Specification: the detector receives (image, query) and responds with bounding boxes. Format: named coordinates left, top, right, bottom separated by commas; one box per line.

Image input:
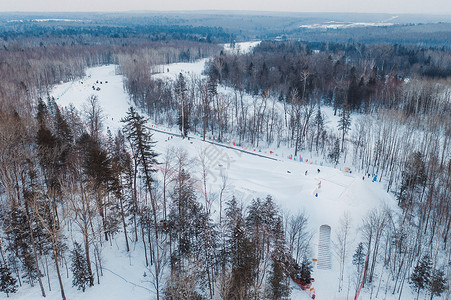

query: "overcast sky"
left=2, top=0, right=451, bottom=15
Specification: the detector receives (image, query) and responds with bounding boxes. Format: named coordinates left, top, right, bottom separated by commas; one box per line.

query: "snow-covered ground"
left=299, top=21, right=395, bottom=29
left=7, top=43, right=412, bottom=300
left=299, top=16, right=398, bottom=29
left=223, top=41, right=261, bottom=55
left=152, top=58, right=210, bottom=81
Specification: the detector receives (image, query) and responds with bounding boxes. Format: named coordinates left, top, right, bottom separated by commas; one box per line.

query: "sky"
left=1, top=0, right=451, bottom=15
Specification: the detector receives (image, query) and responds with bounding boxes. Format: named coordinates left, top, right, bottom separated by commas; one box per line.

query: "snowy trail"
left=149, top=126, right=279, bottom=161
left=102, top=268, right=152, bottom=292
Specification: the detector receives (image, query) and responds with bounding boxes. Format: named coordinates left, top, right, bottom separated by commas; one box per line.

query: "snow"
left=299, top=17, right=398, bottom=29
left=223, top=41, right=261, bottom=54
left=32, top=19, right=85, bottom=22
left=8, top=43, right=410, bottom=300
left=51, top=65, right=131, bottom=132
left=152, top=58, right=210, bottom=81
left=299, top=22, right=394, bottom=29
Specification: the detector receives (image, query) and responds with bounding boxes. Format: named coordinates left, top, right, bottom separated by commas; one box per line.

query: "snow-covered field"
left=299, top=21, right=394, bottom=29
left=223, top=41, right=261, bottom=54
left=299, top=16, right=398, bottom=29
left=8, top=43, right=410, bottom=300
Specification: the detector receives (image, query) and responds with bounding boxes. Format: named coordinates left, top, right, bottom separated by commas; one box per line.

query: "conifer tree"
left=78, top=132, right=114, bottom=241
left=428, top=269, right=447, bottom=300
left=398, top=151, right=427, bottom=209
left=338, top=103, right=351, bottom=152
left=266, top=217, right=290, bottom=300
left=347, top=67, right=361, bottom=110
left=121, top=107, right=158, bottom=193
left=175, top=73, right=188, bottom=138
left=110, top=130, right=131, bottom=252
left=246, top=198, right=263, bottom=252
left=121, top=106, right=159, bottom=235
left=167, top=167, right=202, bottom=263
left=36, top=97, right=48, bottom=126
left=0, top=263, right=17, bottom=297
left=410, top=254, right=432, bottom=300
left=314, top=107, right=324, bottom=152
left=4, top=208, right=39, bottom=285
left=70, top=242, right=92, bottom=292
left=352, top=242, right=366, bottom=278
left=53, top=104, right=73, bottom=168
left=177, top=112, right=190, bottom=138
left=225, top=196, right=257, bottom=299
left=299, top=256, right=313, bottom=284
left=330, top=137, right=341, bottom=166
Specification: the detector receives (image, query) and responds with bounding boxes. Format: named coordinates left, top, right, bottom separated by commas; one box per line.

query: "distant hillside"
left=1, top=11, right=451, bottom=45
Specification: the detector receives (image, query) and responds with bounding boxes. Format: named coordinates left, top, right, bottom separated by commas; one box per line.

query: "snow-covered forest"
left=0, top=13, right=449, bottom=300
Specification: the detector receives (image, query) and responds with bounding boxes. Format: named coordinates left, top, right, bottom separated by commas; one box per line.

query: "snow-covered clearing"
left=299, top=21, right=394, bottom=29
left=223, top=41, right=261, bottom=54
left=7, top=44, right=412, bottom=300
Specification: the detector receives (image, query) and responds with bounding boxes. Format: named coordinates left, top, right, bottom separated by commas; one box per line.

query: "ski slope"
left=11, top=45, right=408, bottom=300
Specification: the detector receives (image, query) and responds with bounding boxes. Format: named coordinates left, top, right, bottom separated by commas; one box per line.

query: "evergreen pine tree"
left=177, top=111, right=190, bottom=138
left=352, top=242, right=366, bottom=278
left=267, top=258, right=290, bottom=300
left=266, top=217, right=290, bottom=300
left=77, top=132, right=115, bottom=243
left=53, top=104, right=73, bottom=168
left=314, top=107, right=324, bottom=152
left=4, top=208, right=39, bottom=285
left=299, top=256, right=313, bottom=284
left=36, top=97, right=48, bottom=125
left=225, top=197, right=257, bottom=299
left=175, top=73, right=188, bottom=138
left=330, top=138, right=341, bottom=166
left=168, top=168, right=198, bottom=257
left=338, top=103, right=351, bottom=152
left=121, top=106, right=159, bottom=238
left=427, top=269, right=447, bottom=300
left=262, top=195, right=278, bottom=251
left=207, top=75, right=218, bottom=98
left=410, top=254, right=432, bottom=300
left=121, top=106, right=158, bottom=190
left=246, top=198, right=263, bottom=251
left=398, top=151, right=427, bottom=209
left=0, top=263, right=17, bottom=297
left=347, top=67, right=361, bottom=110
left=70, top=242, right=92, bottom=292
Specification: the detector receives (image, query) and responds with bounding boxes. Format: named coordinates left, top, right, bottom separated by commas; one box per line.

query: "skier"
left=305, top=170, right=308, bottom=176
left=363, top=176, right=365, bottom=180
left=317, top=168, right=320, bottom=173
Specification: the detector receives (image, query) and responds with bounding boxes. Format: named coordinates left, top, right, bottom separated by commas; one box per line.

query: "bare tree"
left=83, top=95, right=104, bottom=142
left=286, top=211, right=312, bottom=264
left=333, top=212, right=352, bottom=292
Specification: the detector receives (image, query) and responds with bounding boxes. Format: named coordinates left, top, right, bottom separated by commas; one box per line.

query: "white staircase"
left=317, top=224, right=332, bottom=269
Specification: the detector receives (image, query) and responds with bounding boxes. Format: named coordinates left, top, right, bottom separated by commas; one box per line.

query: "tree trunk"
left=119, top=194, right=130, bottom=252
left=84, top=233, right=94, bottom=287
left=52, top=242, right=66, bottom=300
